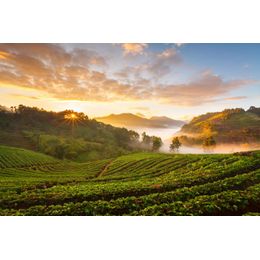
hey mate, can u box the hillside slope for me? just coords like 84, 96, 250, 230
177, 107, 260, 144
0, 105, 141, 161
0, 145, 57, 168
0, 146, 260, 216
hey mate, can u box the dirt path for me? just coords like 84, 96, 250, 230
97, 160, 114, 177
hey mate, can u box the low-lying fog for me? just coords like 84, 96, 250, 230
131, 126, 260, 154
161, 141, 260, 154
132, 126, 181, 141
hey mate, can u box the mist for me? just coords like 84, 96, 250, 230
129, 126, 181, 141
125, 125, 260, 154
161, 140, 260, 154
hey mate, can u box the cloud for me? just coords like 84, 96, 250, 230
224, 96, 247, 101
115, 48, 182, 79
153, 71, 253, 106
0, 51, 11, 59
147, 48, 182, 77
130, 106, 150, 111
0, 44, 118, 101
175, 43, 185, 47
114, 65, 144, 79
9, 94, 39, 100
0, 44, 254, 107
121, 43, 148, 55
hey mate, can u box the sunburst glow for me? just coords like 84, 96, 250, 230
64, 113, 78, 120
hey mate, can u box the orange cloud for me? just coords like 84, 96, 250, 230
0, 44, 254, 106
8, 94, 39, 100
154, 71, 253, 106
224, 96, 247, 101
131, 106, 150, 111
0, 51, 11, 59
121, 43, 148, 55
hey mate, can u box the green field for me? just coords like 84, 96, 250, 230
0, 145, 260, 216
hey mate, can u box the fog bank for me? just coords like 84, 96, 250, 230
125, 126, 260, 154
161, 141, 260, 154
129, 126, 181, 141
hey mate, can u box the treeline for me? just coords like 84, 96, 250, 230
0, 105, 164, 161
0, 105, 142, 160
140, 132, 163, 151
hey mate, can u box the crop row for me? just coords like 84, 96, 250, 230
135, 183, 260, 216
1, 157, 259, 210
1, 169, 260, 216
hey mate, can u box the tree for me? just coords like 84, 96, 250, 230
170, 137, 181, 153
152, 136, 163, 152
55, 143, 66, 159
129, 130, 140, 143
203, 136, 216, 152
142, 132, 152, 146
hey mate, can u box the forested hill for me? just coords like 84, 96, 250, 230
95, 113, 185, 128
177, 106, 260, 145
0, 105, 141, 161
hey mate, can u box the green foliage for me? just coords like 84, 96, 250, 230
0, 105, 143, 161
178, 107, 260, 145
142, 132, 152, 146
0, 145, 57, 169
203, 136, 216, 152
170, 137, 181, 152
152, 136, 163, 151
141, 132, 163, 152
247, 106, 260, 116
0, 145, 260, 216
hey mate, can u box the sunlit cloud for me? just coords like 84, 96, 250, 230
0, 51, 11, 59
175, 43, 185, 47
121, 43, 148, 55
0, 44, 255, 108
115, 47, 182, 80
224, 96, 247, 101
130, 106, 150, 111
8, 94, 40, 100
155, 71, 253, 106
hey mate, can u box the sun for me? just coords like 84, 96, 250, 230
64, 112, 81, 136
64, 113, 78, 121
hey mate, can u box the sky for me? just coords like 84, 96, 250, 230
0, 43, 259, 120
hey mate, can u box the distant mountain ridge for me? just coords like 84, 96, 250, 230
95, 113, 185, 128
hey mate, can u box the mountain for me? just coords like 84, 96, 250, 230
176, 106, 260, 145
95, 113, 185, 128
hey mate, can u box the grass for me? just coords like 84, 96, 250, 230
0, 145, 260, 215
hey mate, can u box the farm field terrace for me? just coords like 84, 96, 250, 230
0, 145, 260, 216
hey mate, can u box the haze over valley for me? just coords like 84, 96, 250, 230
95, 113, 185, 140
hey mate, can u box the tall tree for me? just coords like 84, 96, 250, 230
170, 137, 182, 153
152, 136, 163, 152
203, 136, 216, 152
142, 132, 152, 146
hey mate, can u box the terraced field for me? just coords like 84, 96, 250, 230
0, 145, 260, 216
